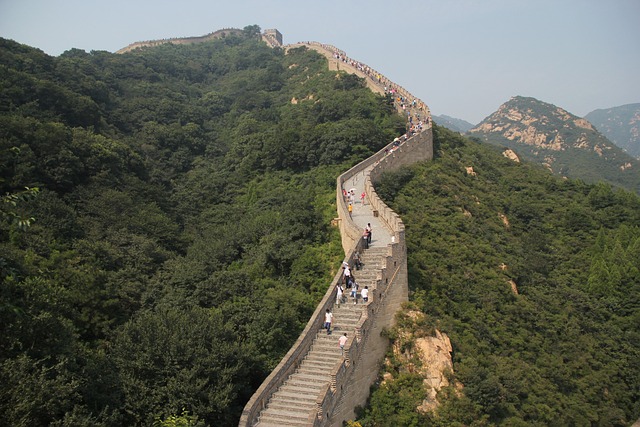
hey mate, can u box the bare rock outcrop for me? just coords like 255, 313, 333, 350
387, 310, 460, 413
415, 330, 456, 412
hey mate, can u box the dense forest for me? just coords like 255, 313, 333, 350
354, 126, 640, 426
0, 27, 405, 426
3, 24, 639, 427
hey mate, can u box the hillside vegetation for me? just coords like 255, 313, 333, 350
0, 28, 405, 426
356, 125, 640, 426
585, 103, 640, 159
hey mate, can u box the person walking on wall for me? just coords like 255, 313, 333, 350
362, 228, 369, 249
351, 280, 359, 304
339, 333, 348, 355
361, 286, 369, 303
343, 264, 351, 286
360, 191, 366, 205
366, 223, 372, 245
354, 251, 362, 270
324, 309, 333, 335
336, 283, 344, 305
348, 202, 353, 219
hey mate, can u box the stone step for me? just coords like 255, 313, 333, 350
308, 347, 341, 358
258, 408, 312, 426
299, 359, 336, 371
287, 371, 330, 384
334, 313, 361, 320
282, 380, 325, 391
297, 365, 337, 377
352, 263, 382, 269
304, 351, 337, 362
271, 390, 319, 406
277, 382, 324, 397
285, 372, 331, 387
296, 362, 342, 374
266, 399, 316, 413
312, 338, 346, 348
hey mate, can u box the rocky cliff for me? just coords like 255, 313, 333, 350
469, 96, 640, 193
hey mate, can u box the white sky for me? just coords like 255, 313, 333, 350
1, 0, 639, 124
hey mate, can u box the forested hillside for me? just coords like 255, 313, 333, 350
0, 28, 406, 426
355, 125, 640, 426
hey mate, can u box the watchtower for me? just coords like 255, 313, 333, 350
262, 28, 283, 46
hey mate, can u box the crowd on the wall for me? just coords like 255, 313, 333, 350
293, 41, 431, 138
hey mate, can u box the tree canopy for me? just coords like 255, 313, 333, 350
0, 30, 404, 426
357, 125, 640, 426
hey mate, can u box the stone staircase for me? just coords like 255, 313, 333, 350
255, 247, 388, 427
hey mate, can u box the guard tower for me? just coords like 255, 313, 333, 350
262, 29, 283, 47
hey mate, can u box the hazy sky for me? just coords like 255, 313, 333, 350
1, 0, 638, 124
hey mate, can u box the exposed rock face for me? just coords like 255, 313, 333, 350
468, 96, 640, 192
509, 279, 519, 295
502, 149, 520, 162
387, 311, 460, 413
470, 98, 601, 152
415, 330, 455, 413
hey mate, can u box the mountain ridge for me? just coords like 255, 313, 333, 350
585, 103, 640, 159
468, 96, 640, 193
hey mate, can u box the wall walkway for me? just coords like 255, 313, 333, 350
239, 33, 433, 427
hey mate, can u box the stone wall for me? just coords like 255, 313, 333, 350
239, 100, 432, 427
115, 28, 243, 54
325, 129, 431, 426
240, 34, 433, 427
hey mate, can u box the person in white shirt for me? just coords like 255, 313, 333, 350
339, 333, 348, 355
361, 286, 369, 303
324, 309, 333, 334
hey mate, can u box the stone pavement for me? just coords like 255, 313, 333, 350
342, 165, 394, 247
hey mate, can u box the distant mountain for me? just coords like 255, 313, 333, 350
469, 96, 640, 193
585, 103, 640, 159
433, 114, 475, 133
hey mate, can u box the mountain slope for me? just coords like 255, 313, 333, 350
356, 125, 640, 426
433, 114, 474, 133
469, 96, 640, 193
585, 103, 640, 159
0, 32, 405, 426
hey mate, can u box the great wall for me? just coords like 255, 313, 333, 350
118, 28, 435, 426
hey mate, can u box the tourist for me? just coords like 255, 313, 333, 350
324, 309, 333, 334
361, 286, 369, 303
339, 333, 348, 355
354, 251, 362, 270
351, 280, 359, 304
